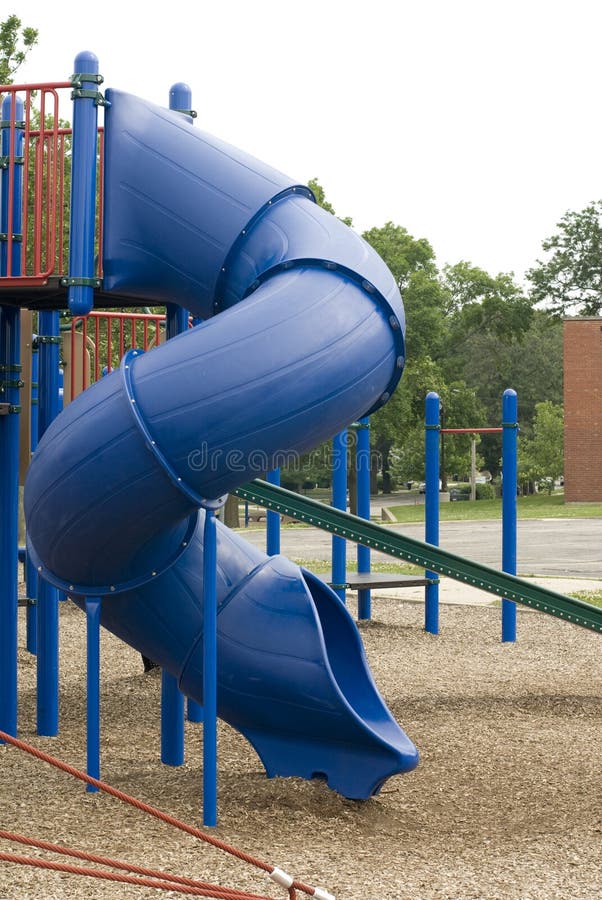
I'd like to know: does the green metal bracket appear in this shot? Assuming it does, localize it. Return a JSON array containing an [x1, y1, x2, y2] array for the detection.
[[70, 74, 108, 106], [0, 120, 26, 129], [70, 73, 104, 88], [0, 156, 24, 168], [33, 335, 62, 347], [59, 276, 102, 289], [71, 88, 109, 107], [173, 107, 197, 118], [233, 479, 602, 634], [0, 403, 20, 415], [0, 233, 22, 241]]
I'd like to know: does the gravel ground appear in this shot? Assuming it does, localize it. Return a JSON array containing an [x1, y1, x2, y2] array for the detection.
[[1, 590, 601, 900]]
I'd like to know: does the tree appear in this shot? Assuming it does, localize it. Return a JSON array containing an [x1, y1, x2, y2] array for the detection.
[[520, 401, 564, 492], [440, 261, 533, 348], [0, 14, 38, 84], [307, 178, 352, 226], [527, 201, 602, 316]]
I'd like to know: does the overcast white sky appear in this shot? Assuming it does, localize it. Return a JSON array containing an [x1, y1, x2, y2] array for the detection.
[[10, 0, 602, 286]]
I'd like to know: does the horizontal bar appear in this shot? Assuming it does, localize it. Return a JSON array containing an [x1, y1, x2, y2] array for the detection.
[[440, 427, 503, 434]]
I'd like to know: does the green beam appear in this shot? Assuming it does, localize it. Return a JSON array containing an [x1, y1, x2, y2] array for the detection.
[[234, 479, 602, 634]]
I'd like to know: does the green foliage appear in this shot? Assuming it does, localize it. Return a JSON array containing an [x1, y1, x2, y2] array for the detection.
[[475, 483, 495, 500], [527, 201, 602, 316], [519, 401, 564, 492], [440, 261, 533, 347], [307, 178, 352, 226], [0, 14, 38, 84], [362, 222, 437, 287]]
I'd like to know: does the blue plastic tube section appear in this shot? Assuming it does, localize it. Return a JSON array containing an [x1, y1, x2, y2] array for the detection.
[[424, 393, 440, 635], [502, 389, 518, 642]]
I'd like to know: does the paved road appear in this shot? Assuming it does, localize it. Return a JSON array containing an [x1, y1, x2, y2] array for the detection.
[[239, 516, 602, 579]]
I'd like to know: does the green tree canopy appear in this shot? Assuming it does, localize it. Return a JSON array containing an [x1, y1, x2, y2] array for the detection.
[[527, 201, 602, 316], [519, 401, 564, 492], [440, 261, 533, 346], [0, 14, 38, 84]]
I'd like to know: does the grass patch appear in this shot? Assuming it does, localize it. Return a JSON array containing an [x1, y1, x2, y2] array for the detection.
[[291, 558, 422, 576], [388, 492, 602, 524], [569, 590, 602, 608]]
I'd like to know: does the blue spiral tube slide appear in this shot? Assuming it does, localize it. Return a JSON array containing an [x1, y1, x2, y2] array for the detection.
[[24, 90, 418, 799]]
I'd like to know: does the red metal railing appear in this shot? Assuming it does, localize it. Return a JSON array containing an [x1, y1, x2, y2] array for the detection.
[[0, 81, 103, 285], [65, 311, 166, 403]]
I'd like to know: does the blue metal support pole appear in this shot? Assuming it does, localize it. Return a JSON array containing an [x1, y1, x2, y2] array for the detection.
[[161, 669, 185, 766], [502, 389, 518, 642], [85, 597, 101, 790], [202, 508, 218, 827], [331, 430, 348, 603], [26, 344, 39, 654], [36, 311, 61, 735], [266, 468, 281, 556], [66, 51, 101, 317], [161, 80, 201, 745], [356, 418, 372, 619], [425, 393, 440, 635], [159, 305, 187, 757], [0, 96, 24, 738]]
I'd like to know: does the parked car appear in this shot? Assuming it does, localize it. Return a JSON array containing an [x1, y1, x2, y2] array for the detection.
[[419, 480, 442, 493]]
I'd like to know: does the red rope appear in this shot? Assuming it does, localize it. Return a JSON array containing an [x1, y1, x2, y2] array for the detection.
[[0, 831, 271, 900], [0, 730, 319, 899], [0, 851, 268, 897]]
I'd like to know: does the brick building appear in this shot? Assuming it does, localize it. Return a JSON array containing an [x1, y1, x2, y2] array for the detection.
[[563, 317, 602, 501]]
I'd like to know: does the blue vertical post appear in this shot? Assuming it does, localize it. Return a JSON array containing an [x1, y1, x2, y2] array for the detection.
[[356, 418, 372, 619], [0, 97, 24, 738], [424, 393, 440, 635], [160, 305, 187, 756], [502, 389, 518, 642], [266, 468, 281, 556], [66, 51, 101, 317], [161, 80, 204, 739], [161, 669, 185, 765], [331, 430, 348, 603], [26, 344, 39, 654], [202, 507, 218, 827], [85, 596, 101, 790], [36, 310, 61, 735]]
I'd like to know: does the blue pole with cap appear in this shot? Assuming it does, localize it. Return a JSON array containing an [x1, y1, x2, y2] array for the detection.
[[66, 51, 102, 317], [0, 95, 24, 738], [424, 392, 440, 634], [502, 389, 518, 642]]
